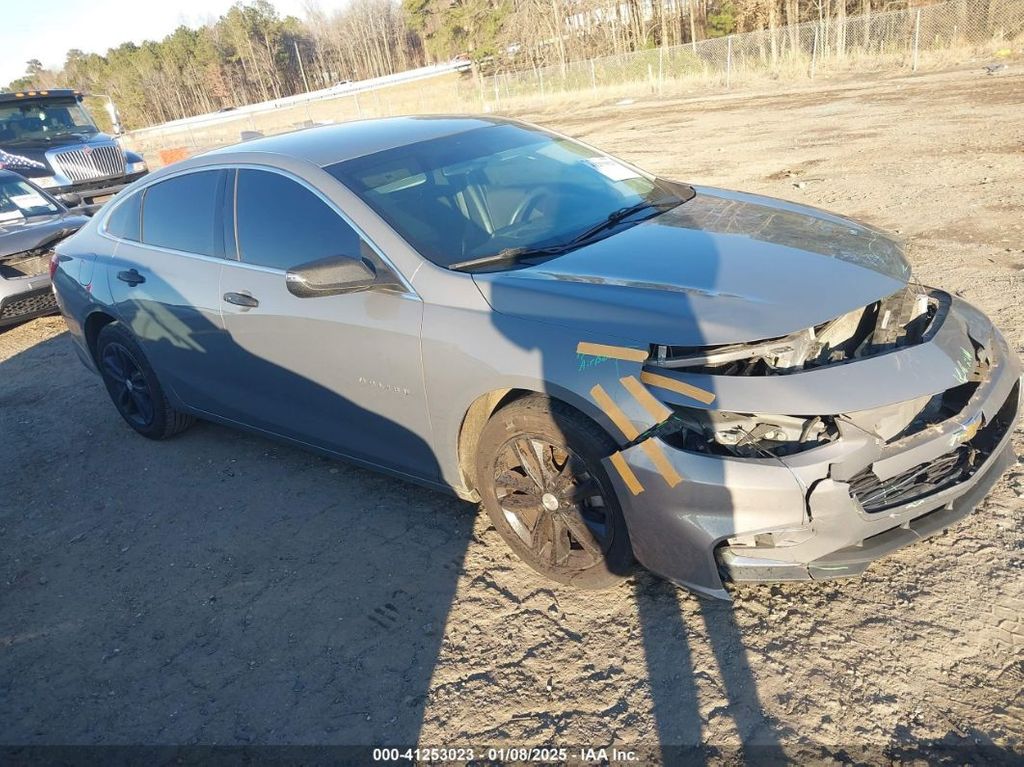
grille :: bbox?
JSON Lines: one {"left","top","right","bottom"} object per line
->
{"left": 850, "top": 380, "right": 1019, "bottom": 513}
{"left": 0, "top": 288, "right": 57, "bottom": 320}
{"left": 849, "top": 450, "right": 969, "bottom": 512}
{"left": 0, "top": 251, "right": 51, "bottom": 279}
{"left": 50, "top": 144, "right": 125, "bottom": 182}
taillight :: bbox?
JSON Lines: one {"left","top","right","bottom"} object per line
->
{"left": 49, "top": 251, "right": 60, "bottom": 279}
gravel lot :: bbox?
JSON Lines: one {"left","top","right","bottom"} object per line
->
{"left": 1, "top": 66, "right": 1022, "bottom": 761}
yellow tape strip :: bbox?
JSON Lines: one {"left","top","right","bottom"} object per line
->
{"left": 620, "top": 375, "right": 672, "bottom": 423}
{"left": 640, "top": 371, "right": 716, "bottom": 405}
{"left": 640, "top": 440, "right": 684, "bottom": 488}
{"left": 590, "top": 384, "right": 639, "bottom": 441}
{"left": 577, "top": 342, "right": 648, "bottom": 363}
{"left": 610, "top": 452, "right": 644, "bottom": 495}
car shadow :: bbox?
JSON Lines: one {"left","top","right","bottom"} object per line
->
{"left": 0, "top": 317, "right": 474, "bottom": 748}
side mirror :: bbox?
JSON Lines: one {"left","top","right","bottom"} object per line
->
{"left": 286, "top": 255, "right": 378, "bottom": 298}
{"left": 103, "top": 101, "right": 123, "bottom": 135}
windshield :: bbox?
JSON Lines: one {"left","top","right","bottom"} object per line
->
{"left": 0, "top": 98, "right": 99, "bottom": 145}
{"left": 0, "top": 177, "right": 61, "bottom": 222}
{"left": 327, "top": 123, "right": 672, "bottom": 268}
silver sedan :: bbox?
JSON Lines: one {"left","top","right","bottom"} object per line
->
{"left": 52, "top": 117, "right": 1021, "bottom": 598}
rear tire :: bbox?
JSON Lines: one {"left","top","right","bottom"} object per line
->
{"left": 95, "top": 322, "right": 194, "bottom": 440}
{"left": 476, "top": 395, "right": 633, "bottom": 589}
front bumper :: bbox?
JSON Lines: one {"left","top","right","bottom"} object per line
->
{"left": 52, "top": 171, "right": 147, "bottom": 205}
{"left": 0, "top": 285, "right": 57, "bottom": 327}
{"left": 1, "top": 260, "right": 57, "bottom": 325}
{"left": 604, "top": 296, "right": 1022, "bottom": 599}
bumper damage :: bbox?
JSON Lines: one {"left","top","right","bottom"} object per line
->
{"left": 0, "top": 251, "right": 57, "bottom": 327}
{"left": 601, "top": 292, "right": 1022, "bottom": 599}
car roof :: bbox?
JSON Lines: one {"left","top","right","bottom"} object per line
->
{"left": 0, "top": 89, "right": 81, "bottom": 103}
{"left": 201, "top": 115, "right": 519, "bottom": 168}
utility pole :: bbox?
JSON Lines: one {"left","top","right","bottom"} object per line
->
{"left": 294, "top": 41, "right": 311, "bottom": 93}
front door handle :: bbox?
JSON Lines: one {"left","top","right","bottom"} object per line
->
{"left": 223, "top": 291, "right": 259, "bottom": 308}
{"left": 116, "top": 268, "right": 145, "bottom": 286}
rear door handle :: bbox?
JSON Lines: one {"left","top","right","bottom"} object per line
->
{"left": 116, "top": 268, "right": 145, "bottom": 286}
{"left": 223, "top": 291, "right": 259, "bottom": 308}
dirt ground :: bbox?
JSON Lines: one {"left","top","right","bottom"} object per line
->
{"left": 2, "top": 66, "right": 1022, "bottom": 761}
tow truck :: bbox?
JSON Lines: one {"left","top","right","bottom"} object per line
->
{"left": 0, "top": 89, "right": 147, "bottom": 206}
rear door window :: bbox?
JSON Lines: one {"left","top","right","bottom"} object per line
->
{"left": 142, "top": 170, "right": 227, "bottom": 257}
{"left": 235, "top": 169, "right": 362, "bottom": 271}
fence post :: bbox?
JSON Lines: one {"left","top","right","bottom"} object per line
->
{"left": 658, "top": 46, "right": 664, "bottom": 94}
{"left": 912, "top": 8, "right": 921, "bottom": 71}
{"left": 590, "top": 59, "right": 597, "bottom": 91}
{"left": 726, "top": 35, "right": 733, "bottom": 88}
{"left": 811, "top": 26, "right": 818, "bottom": 78}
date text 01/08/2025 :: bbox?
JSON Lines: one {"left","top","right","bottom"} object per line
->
{"left": 372, "top": 747, "right": 641, "bottom": 762}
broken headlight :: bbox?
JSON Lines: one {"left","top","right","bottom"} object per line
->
{"left": 659, "top": 408, "right": 839, "bottom": 458}
{"left": 648, "top": 288, "right": 948, "bottom": 376}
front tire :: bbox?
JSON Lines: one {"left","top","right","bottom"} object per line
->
{"left": 476, "top": 396, "right": 633, "bottom": 589}
{"left": 95, "top": 322, "right": 194, "bottom": 440}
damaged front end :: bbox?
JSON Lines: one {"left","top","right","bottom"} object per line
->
{"left": 601, "top": 288, "right": 1022, "bottom": 599}
{"left": 0, "top": 242, "right": 61, "bottom": 326}
{"left": 648, "top": 285, "right": 944, "bottom": 377}
{"left": 0, "top": 204, "right": 87, "bottom": 326}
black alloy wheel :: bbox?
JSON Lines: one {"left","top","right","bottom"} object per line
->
{"left": 94, "top": 322, "right": 195, "bottom": 440}
{"left": 493, "top": 436, "right": 611, "bottom": 571}
{"left": 100, "top": 341, "right": 155, "bottom": 428}
{"left": 477, "top": 395, "right": 633, "bottom": 588}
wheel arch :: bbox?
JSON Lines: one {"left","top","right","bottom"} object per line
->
{"left": 83, "top": 309, "right": 118, "bottom": 363}
{"left": 455, "top": 384, "right": 615, "bottom": 501}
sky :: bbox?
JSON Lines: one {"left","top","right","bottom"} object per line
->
{"left": 0, "top": 0, "right": 352, "bottom": 86}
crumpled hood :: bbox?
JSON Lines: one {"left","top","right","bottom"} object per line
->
{"left": 0, "top": 213, "right": 89, "bottom": 259}
{"left": 472, "top": 186, "right": 911, "bottom": 346}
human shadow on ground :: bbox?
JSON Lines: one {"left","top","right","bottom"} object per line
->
{"left": 0, "top": 278, "right": 471, "bottom": 749}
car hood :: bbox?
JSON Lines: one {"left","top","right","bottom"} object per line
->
{"left": 472, "top": 186, "right": 911, "bottom": 346}
{"left": 0, "top": 213, "right": 89, "bottom": 259}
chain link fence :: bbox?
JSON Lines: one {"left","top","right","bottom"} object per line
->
{"left": 125, "top": 0, "right": 1022, "bottom": 163}
{"left": 480, "top": 0, "right": 1024, "bottom": 104}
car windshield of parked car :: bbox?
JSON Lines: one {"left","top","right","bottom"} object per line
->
{"left": 0, "top": 98, "right": 100, "bottom": 145}
{"left": 0, "top": 177, "right": 60, "bottom": 223}
{"left": 327, "top": 123, "right": 676, "bottom": 269}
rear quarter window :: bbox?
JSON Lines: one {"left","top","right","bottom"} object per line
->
{"left": 105, "top": 191, "right": 142, "bottom": 241}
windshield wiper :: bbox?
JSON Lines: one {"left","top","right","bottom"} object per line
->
{"left": 567, "top": 195, "right": 682, "bottom": 247}
{"left": 449, "top": 245, "right": 566, "bottom": 272}
{"left": 449, "top": 191, "right": 687, "bottom": 273}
